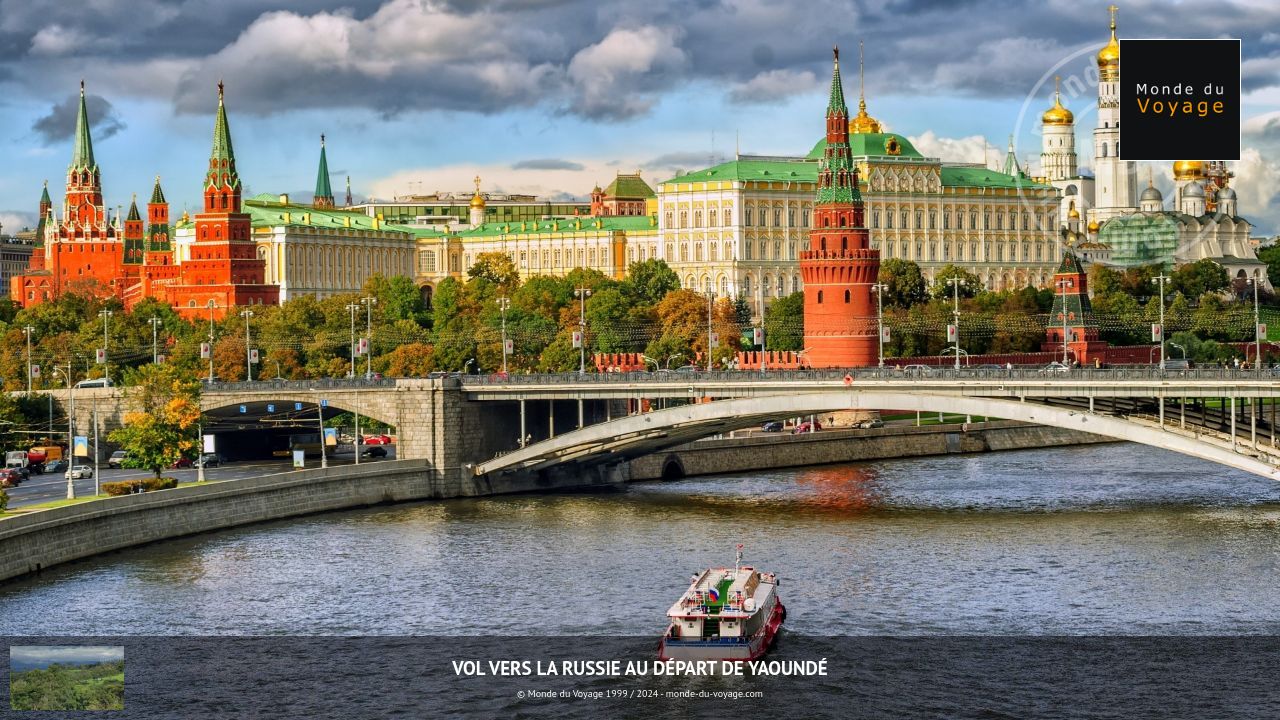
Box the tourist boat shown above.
[659,545,785,661]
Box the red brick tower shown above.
[166,82,278,319]
[123,194,145,266]
[27,182,52,272]
[801,48,880,367]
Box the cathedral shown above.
[10,82,278,318]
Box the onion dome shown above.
[1041,77,1073,126]
[1068,207,1080,219]
[1140,182,1163,203]
[1096,7,1119,81]
[1087,219,1100,233]
[470,175,486,209]
[1184,180,1205,198]
[1218,186,1236,200]
[1173,160,1205,181]
[849,41,882,134]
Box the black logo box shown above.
[1119,39,1241,161]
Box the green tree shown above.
[364,273,430,326]
[877,258,927,308]
[467,251,521,293]
[763,291,804,351]
[108,364,201,479]
[1257,244,1280,291]
[622,259,680,305]
[930,265,981,300]
[1088,264,1124,298]
[1171,259,1230,300]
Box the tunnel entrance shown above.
[660,455,686,481]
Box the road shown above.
[3,445,397,508]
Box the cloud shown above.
[9,646,123,671]
[907,130,994,166]
[728,68,818,105]
[1231,147,1280,227]
[512,158,585,171]
[566,25,687,120]
[1243,110,1280,140]
[0,210,35,234]
[643,151,729,171]
[31,92,126,145]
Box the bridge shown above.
[35,368,1280,485]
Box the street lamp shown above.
[360,296,377,379]
[1151,273,1170,370]
[1169,342,1186,360]
[1248,277,1263,375]
[22,325,35,393]
[52,363,74,500]
[667,354,682,370]
[1055,277,1072,365]
[240,309,254,382]
[870,282,888,369]
[148,316,162,364]
[497,296,511,375]
[345,302,360,378]
[705,291,716,372]
[464,358,475,375]
[206,300,219,383]
[574,287,591,375]
[98,309,112,383]
[944,278,965,371]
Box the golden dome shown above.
[1087,219,1100,233]
[470,174,486,209]
[1041,77,1074,126]
[1068,208,1080,219]
[849,40,883,134]
[1173,160,1205,181]
[1096,6,1119,81]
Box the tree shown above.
[763,292,804,351]
[1257,244,1280,291]
[1171,259,1229,300]
[467,252,521,293]
[1088,264,1124,298]
[379,343,436,377]
[877,258,927,308]
[622,259,680,305]
[364,273,429,326]
[929,265,981,300]
[108,365,201,479]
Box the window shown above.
[720,276,728,295]
[773,241,781,260]
[817,290,824,304]
[744,242,753,260]
[944,211,951,229]
[709,209,717,226]
[788,241,796,259]
[900,211,908,229]
[680,244,689,261]
[744,207,753,226]
[758,209,766,228]
[802,209,810,226]
[773,209,781,227]
[983,212,991,230]
[724,209,732,225]
[970,212,978,229]
[915,210,923,229]
[664,211,673,228]
[777,276,784,296]
[872,210,880,228]
[929,210,936,229]
[679,211,687,228]
[694,210,702,227]
[788,209,796,227]
[996,213,1003,230]
[1022,212,1030,231]
[956,242,963,261]
[710,243,718,261]
[886,211,894,229]
[695,243,703,261]
[970,242,978,260]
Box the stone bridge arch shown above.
[476,391,1280,481]
[201,390,400,429]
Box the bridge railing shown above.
[203,377,399,393]
[459,366,1280,386]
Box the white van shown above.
[74,378,115,389]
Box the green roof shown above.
[939,166,1051,190]
[150,177,166,204]
[40,181,51,205]
[603,173,654,199]
[807,132,923,160]
[211,86,235,163]
[71,83,95,171]
[455,215,657,238]
[314,137,333,202]
[828,49,847,116]
[126,197,141,221]
[172,195,416,236]
[663,158,817,185]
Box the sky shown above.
[9,645,124,671]
[1,0,1279,236]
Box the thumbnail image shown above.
[9,645,124,711]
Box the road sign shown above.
[267,404,275,413]
[203,434,216,453]
[156,354,166,364]
[200,342,211,359]
[95,348,106,364]
[323,428,338,446]
[1151,324,1163,342]
[321,399,328,408]
[73,436,89,457]
[709,332,719,349]
[946,324,957,342]
[293,450,305,469]
[295,402,303,411]
[239,405,247,414]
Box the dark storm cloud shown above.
[512,158,585,170]
[644,151,729,171]
[31,93,126,144]
[2,0,1278,122]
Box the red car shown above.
[792,421,823,434]
[171,457,193,468]
[0,468,21,487]
[363,434,393,445]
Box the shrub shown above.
[0,488,7,512]
[102,477,178,496]
[144,477,178,491]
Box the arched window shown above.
[915,210,923,229]
[709,209,717,226]
[694,211,702,227]
[885,211,894,229]
[872,210,880,228]
[679,211,688,228]
[929,210,936,229]
[817,290,824,304]
[844,289,851,303]
[745,207,753,226]
[900,211,908,228]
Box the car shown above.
[674,365,700,373]
[43,459,68,475]
[1039,362,1071,373]
[974,364,1006,371]
[171,457,193,468]
[65,465,93,480]
[761,421,784,433]
[900,364,934,376]
[74,377,115,389]
[107,450,129,469]
[1162,359,1192,370]
[362,434,393,445]
[200,453,225,467]
[361,446,388,458]
[0,468,22,487]
[856,418,885,429]
[793,421,823,434]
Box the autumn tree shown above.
[468,252,521,294]
[108,364,201,479]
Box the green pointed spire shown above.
[211,81,235,163]
[1002,135,1021,176]
[314,134,334,208]
[127,194,141,221]
[40,180,51,205]
[150,175,166,204]
[71,80,96,171]
[827,46,848,115]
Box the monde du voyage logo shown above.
[1120,39,1241,161]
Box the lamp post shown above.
[22,325,34,393]
[345,302,360,378]
[148,316,161,364]
[1169,342,1186,360]
[240,309,254,382]
[1249,277,1263,375]
[497,296,510,375]
[98,309,112,383]
[870,283,887,369]
[360,296,377,379]
[1152,273,1169,370]
[945,278,964,371]
[206,300,218,383]
[1055,277,1072,365]
[574,287,591,375]
[53,363,74,500]
[706,291,716,372]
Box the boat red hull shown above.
[658,598,785,662]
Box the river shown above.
[4,442,1280,637]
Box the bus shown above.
[272,433,324,458]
